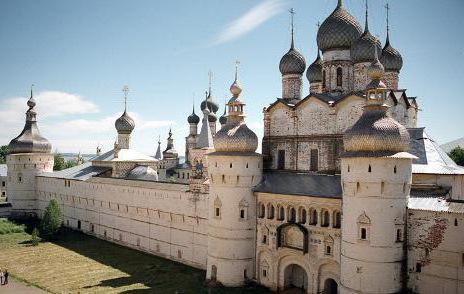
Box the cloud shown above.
[212,0,286,46]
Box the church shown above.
[4,1,464,293]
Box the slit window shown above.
[336,67,343,87]
[310,149,319,171]
[361,228,367,240]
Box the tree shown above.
[0,145,9,164]
[53,153,66,171]
[31,227,40,246]
[448,147,464,166]
[40,199,63,238]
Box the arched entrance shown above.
[324,278,338,294]
[283,264,308,293]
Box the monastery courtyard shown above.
[0,219,269,294]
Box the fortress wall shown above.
[36,176,209,269]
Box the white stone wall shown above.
[255,192,341,293]
[340,157,412,294]
[384,71,399,90]
[282,74,303,99]
[36,176,209,269]
[0,175,7,199]
[206,153,262,286]
[6,153,54,217]
[408,209,464,294]
[353,62,371,92]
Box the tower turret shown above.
[186,103,200,163]
[7,86,54,218]
[279,8,306,100]
[206,62,262,286]
[115,86,135,149]
[340,48,415,294]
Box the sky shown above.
[0,0,463,156]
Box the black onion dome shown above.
[380,38,403,72]
[115,111,135,134]
[317,0,362,52]
[279,47,306,75]
[306,51,323,82]
[187,109,200,124]
[351,30,381,63]
[200,92,219,113]
[219,105,227,125]
[208,112,217,122]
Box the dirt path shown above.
[0,277,48,293]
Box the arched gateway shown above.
[324,278,338,294]
[283,264,308,293]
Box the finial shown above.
[337,0,343,8]
[289,8,295,49]
[234,60,240,82]
[158,135,161,144]
[122,85,129,112]
[192,94,196,114]
[27,84,36,110]
[30,84,34,98]
[230,61,243,97]
[385,2,390,44]
[208,70,213,95]
[364,0,369,32]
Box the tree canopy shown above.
[448,147,464,166]
[0,145,9,164]
[41,199,63,238]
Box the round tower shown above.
[206,65,262,286]
[279,8,305,100]
[340,52,415,293]
[317,0,362,94]
[186,103,200,163]
[7,87,54,218]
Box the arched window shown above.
[214,196,222,219]
[321,210,330,227]
[299,208,307,224]
[336,67,343,87]
[309,208,318,225]
[278,206,285,221]
[322,70,326,89]
[333,211,341,228]
[267,204,275,219]
[258,203,265,218]
[288,207,296,222]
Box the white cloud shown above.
[212,0,286,46]
[36,91,99,118]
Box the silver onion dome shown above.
[213,72,258,153]
[380,37,403,73]
[115,111,135,134]
[351,5,381,63]
[279,47,306,75]
[9,89,52,154]
[317,0,362,53]
[187,107,200,124]
[306,50,323,83]
[200,91,219,113]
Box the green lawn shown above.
[0,219,270,294]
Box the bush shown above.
[448,147,464,166]
[40,199,63,238]
[0,218,25,234]
[31,227,40,246]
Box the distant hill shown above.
[441,137,464,153]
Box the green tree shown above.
[53,153,66,171]
[31,227,40,246]
[448,147,464,166]
[40,199,63,239]
[0,145,9,164]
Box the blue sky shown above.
[0,0,463,156]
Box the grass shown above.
[0,217,26,234]
[0,219,270,294]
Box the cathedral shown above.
[4,1,464,293]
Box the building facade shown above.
[5,1,464,293]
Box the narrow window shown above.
[396,229,402,242]
[289,208,296,222]
[222,175,225,183]
[333,211,341,228]
[246,163,248,168]
[361,228,367,240]
[336,67,343,87]
[267,205,275,219]
[215,207,220,217]
[310,209,318,225]
[347,165,350,172]
[279,206,285,221]
[104,230,107,237]
[90,224,94,232]
[178,250,182,258]
[240,209,245,219]
[262,269,267,277]
[326,246,331,255]
[1,181,5,187]
[322,70,326,89]
[394,166,397,174]
[277,150,285,170]
[77,220,81,230]
[230,163,232,168]
[310,149,319,171]
[262,235,267,244]
[455,218,458,226]
[322,210,330,227]
[416,263,422,273]
[368,165,372,172]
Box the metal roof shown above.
[91,149,156,162]
[408,128,464,174]
[408,197,464,214]
[253,171,342,198]
[38,162,110,181]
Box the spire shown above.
[337,0,343,8]
[122,85,129,112]
[197,103,214,149]
[364,0,369,32]
[208,70,213,96]
[289,8,295,49]
[385,2,390,45]
[155,135,162,159]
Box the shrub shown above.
[31,227,40,246]
[448,147,464,166]
[0,218,25,234]
[40,199,63,238]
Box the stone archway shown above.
[283,264,308,293]
[323,278,338,294]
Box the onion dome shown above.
[200,91,219,113]
[351,8,381,64]
[115,110,135,134]
[219,104,227,125]
[306,49,323,82]
[279,47,306,75]
[214,71,258,153]
[344,48,409,155]
[380,35,403,73]
[126,165,158,181]
[9,88,52,154]
[317,0,362,53]
[187,105,200,124]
